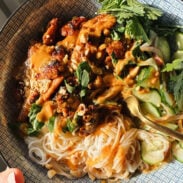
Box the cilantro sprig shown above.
[99,0,162,42]
[98,0,162,22]
[163,58,183,111]
[125,18,149,41]
[162,59,183,72]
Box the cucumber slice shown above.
[172,141,183,163]
[161,103,175,116]
[179,141,183,149]
[156,37,170,62]
[176,32,183,50]
[136,66,159,89]
[141,102,161,118]
[138,58,158,71]
[160,86,174,106]
[163,123,178,130]
[173,50,183,60]
[133,89,161,107]
[141,136,168,165]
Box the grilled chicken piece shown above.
[42,18,59,45]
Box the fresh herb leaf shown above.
[98,0,162,40]
[172,71,183,111]
[111,25,125,40]
[166,70,183,111]
[166,74,176,94]
[162,59,183,72]
[28,103,44,136]
[81,70,90,87]
[64,80,75,93]
[66,114,80,133]
[75,61,91,98]
[136,67,150,83]
[132,41,148,60]
[125,18,149,41]
[111,30,121,40]
[154,25,181,37]
[66,119,76,132]
[111,52,118,65]
[98,0,162,21]
[48,116,56,132]
[76,61,91,82]
[63,112,82,133]
[143,5,162,20]
[80,88,87,98]
[28,103,41,118]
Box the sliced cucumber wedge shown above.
[141,102,161,118]
[179,141,183,149]
[133,89,161,107]
[138,58,158,71]
[172,141,183,163]
[160,103,175,116]
[163,123,178,131]
[141,135,169,165]
[155,36,170,62]
[173,50,183,60]
[136,66,159,89]
[175,32,183,50]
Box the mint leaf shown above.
[81,70,90,87]
[80,88,87,98]
[66,117,78,133]
[111,52,118,65]
[76,61,91,82]
[28,104,44,136]
[64,80,75,93]
[48,116,56,132]
[28,103,41,118]
[75,61,91,98]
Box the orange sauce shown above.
[57,30,79,50]
[30,44,54,71]
[37,101,55,122]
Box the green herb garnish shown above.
[170,71,183,111]
[65,113,81,133]
[28,103,44,136]
[75,61,91,98]
[64,80,75,94]
[164,62,183,111]
[48,116,56,132]
[125,18,149,41]
[111,52,118,65]
[162,59,183,72]
[98,0,162,22]
[99,0,162,41]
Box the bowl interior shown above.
[0,0,183,183]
